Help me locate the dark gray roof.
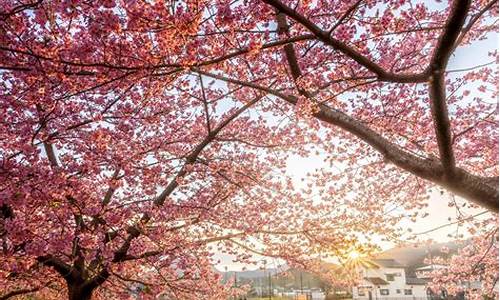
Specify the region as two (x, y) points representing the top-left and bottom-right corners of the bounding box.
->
(365, 277), (389, 285)
(372, 259), (405, 268)
(406, 277), (429, 285)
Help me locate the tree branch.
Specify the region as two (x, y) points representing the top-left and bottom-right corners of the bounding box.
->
(0, 283), (50, 300)
(37, 256), (73, 280)
(428, 0), (471, 176)
(453, 0), (498, 50)
(154, 93), (263, 206)
(261, 0), (430, 83)
(102, 169), (120, 206)
(194, 69), (498, 212)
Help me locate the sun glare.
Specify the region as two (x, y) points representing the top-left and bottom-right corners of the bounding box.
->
(347, 250), (361, 260)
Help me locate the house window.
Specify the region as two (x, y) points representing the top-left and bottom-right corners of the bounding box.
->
(396, 289), (401, 294)
(358, 289), (365, 296)
(386, 274), (395, 281)
(380, 289), (390, 296)
(404, 289), (413, 295)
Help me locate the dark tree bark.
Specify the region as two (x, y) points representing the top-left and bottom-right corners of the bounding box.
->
(67, 283), (94, 300)
(36, 255), (110, 300)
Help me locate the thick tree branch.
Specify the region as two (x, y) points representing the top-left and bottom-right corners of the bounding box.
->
(262, 0), (430, 83)
(112, 223), (143, 262)
(37, 255), (73, 280)
(431, 0), (472, 70)
(82, 269), (110, 291)
(35, 104), (60, 168)
(42, 142), (59, 167)
(453, 0), (497, 51)
(428, 0), (471, 176)
(195, 69), (499, 212)
(428, 73), (456, 176)
(102, 169), (120, 206)
(267, 2), (498, 211)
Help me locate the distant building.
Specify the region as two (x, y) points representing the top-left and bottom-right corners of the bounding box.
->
(352, 259), (428, 300)
(415, 264), (482, 300)
(415, 264), (447, 279)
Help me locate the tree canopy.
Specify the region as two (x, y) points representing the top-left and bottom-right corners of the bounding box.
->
(0, 0), (498, 299)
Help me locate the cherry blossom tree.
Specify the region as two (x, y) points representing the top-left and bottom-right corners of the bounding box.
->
(0, 0), (498, 299)
(427, 219), (498, 300)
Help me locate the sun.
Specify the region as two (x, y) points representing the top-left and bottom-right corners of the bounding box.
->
(347, 250), (362, 260)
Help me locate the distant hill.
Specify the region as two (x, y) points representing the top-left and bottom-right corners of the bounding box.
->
(375, 240), (466, 278)
(376, 240), (462, 268)
(219, 261), (341, 280)
(221, 267), (283, 279)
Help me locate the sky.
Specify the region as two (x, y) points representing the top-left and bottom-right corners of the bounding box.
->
(213, 14), (499, 272)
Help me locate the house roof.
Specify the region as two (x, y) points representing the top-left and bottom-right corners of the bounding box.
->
(365, 277), (389, 285)
(406, 277), (429, 285)
(372, 259), (405, 268)
(415, 264), (447, 271)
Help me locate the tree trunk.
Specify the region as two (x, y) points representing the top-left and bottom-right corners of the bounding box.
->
(68, 283), (94, 300)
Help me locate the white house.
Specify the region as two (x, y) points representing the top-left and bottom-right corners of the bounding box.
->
(415, 264), (447, 279)
(416, 264), (484, 299)
(352, 259), (428, 300)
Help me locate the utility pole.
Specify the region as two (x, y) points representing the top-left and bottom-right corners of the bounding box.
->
(268, 271), (272, 300)
(259, 276), (262, 297)
(262, 259), (267, 299)
(300, 271), (303, 295)
(233, 272), (237, 300)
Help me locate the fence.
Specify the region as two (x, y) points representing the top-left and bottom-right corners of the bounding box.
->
(358, 298), (429, 300)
